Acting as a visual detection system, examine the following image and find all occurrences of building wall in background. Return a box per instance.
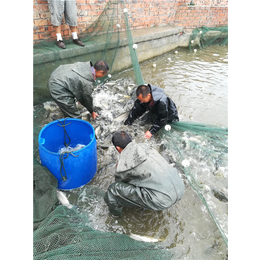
[33,0,228,44]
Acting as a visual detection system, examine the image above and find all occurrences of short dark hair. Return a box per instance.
[136,84,151,98]
[94,61,109,74]
[112,131,132,149]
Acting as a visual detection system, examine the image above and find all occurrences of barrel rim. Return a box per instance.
[38,118,96,155]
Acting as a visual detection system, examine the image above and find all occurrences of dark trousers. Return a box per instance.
[104,182,171,217]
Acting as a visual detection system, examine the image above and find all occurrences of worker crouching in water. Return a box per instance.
[104,131,185,217]
[47,60,109,119]
[124,84,179,139]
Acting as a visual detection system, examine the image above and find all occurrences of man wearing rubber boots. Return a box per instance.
[124,84,179,139]
[104,131,185,217]
[48,60,109,119]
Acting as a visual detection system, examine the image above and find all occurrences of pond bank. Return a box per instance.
[33,25,225,99]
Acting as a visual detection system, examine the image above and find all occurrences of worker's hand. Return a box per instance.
[91,112,99,120]
[144,131,152,139]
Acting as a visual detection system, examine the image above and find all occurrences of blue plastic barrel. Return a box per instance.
[38,118,97,190]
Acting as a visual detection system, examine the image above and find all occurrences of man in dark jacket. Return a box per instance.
[104,131,185,217]
[47,60,109,119]
[124,84,179,139]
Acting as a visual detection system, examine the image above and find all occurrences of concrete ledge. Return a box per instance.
[33,25,227,98]
[33,25,191,98]
[33,25,185,66]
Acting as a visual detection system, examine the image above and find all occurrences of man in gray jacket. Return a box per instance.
[47,60,109,119]
[104,131,185,217]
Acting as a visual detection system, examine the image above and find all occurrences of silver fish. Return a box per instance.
[102,102,110,110]
[129,234,164,243]
[95,125,102,139]
[43,101,59,112]
[212,189,228,203]
[56,190,73,209]
[114,111,130,122]
[116,94,131,99]
[104,82,117,86]
[99,141,112,149]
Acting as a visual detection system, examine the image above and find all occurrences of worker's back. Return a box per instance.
[115,142,185,208]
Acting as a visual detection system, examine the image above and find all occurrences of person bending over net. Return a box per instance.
[124,84,179,139]
[104,131,185,217]
[48,60,109,119]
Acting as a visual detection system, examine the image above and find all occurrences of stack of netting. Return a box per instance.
[33,159,58,231]
[189,26,228,51]
[33,205,174,260]
[159,122,228,247]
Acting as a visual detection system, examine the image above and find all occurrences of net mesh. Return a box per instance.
[159,122,228,246]
[33,0,144,97]
[33,206,174,260]
[33,0,228,256]
[188,26,228,51]
[34,1,172,258]
[33,159,58,231]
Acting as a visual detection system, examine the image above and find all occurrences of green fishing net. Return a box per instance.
[33,159,58,231]
[159,122,228,246]
[33,0,228,257]
[33,205,174,260]
[188,26,228,51]
[33,1,171,258]
[33,0,144,102]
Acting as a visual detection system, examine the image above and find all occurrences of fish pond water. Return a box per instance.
[33,45,228,259]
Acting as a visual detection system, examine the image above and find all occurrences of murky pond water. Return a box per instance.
[115,45,228,127]
[34,44,228,259]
